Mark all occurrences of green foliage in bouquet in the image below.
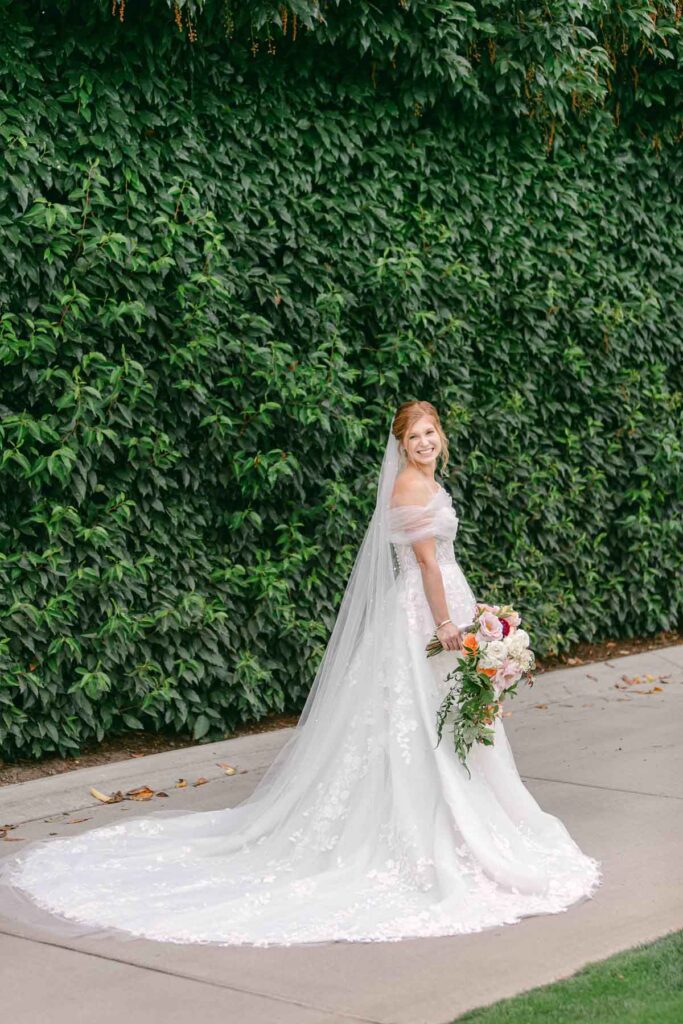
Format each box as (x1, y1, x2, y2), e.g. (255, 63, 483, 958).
(432, 603, 535, 777)
(434, 668, 498, 780)
(0, 1, 681, 759)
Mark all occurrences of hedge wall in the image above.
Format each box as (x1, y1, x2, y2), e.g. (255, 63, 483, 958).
(0, 1, 681, 759)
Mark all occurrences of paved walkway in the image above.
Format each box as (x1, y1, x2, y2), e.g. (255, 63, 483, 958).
(2, 645, 682, 1023)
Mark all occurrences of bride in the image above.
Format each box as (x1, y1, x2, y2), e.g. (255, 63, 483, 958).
(0, 400, 601, 946)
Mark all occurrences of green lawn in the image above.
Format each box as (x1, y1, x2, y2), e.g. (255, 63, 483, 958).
(452, 929, 683, 1023)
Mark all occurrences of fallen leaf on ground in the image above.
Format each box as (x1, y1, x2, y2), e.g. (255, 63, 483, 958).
(91, 787, 124, 804)
(217, 762, 238, 775)
(2, 836, 25, 842)
(615, 682, 664, 695)
(534, 704, 549, 709)
(621, 672, 671, 686)
(126, 786, 155, 801)
(67, 817, 91, 824)
(175, 778, 188, 788)
(129, 753, 146, 758)
(156, 791, 169, 798)
(193, 777, 209, 787)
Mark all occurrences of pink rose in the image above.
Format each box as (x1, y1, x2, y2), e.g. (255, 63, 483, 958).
(505, 611, 521, 634)
(495, 658, 523, 690)
(476, 611, 504, 643)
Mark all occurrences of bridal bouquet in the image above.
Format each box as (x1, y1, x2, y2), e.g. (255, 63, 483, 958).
(426, 603, 535, 777)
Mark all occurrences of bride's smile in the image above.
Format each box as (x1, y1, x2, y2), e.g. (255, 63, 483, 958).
(404, 417, 442, 472)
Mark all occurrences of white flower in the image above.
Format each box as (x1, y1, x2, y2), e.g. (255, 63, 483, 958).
(479, 640, 507, 669)
(506, 629, 530, 658)
(515, 649, 534, 672)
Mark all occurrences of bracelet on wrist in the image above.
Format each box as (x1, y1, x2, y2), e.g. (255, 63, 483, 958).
(435, 618, 452, 629)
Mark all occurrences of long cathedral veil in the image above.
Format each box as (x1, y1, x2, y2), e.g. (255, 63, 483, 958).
(263, 423, 401, 754)
(172, 421, 402, 814)
(0, 424, 405, 940)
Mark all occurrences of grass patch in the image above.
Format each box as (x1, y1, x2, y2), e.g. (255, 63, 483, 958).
(453, 929, 683, 1023)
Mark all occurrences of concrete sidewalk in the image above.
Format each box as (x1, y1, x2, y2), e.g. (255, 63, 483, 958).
(2, 645, 682, 1024)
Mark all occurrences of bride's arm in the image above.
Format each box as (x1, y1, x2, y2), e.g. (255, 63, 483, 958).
(390, 477, 462, 652)
(411, 535, 450, 625)
(411, 538, 462, 652)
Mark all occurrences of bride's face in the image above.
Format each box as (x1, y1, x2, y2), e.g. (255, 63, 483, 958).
(403, 416, 442, 469)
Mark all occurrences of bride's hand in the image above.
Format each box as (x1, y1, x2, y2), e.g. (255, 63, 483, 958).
(435, 621, 462, 653)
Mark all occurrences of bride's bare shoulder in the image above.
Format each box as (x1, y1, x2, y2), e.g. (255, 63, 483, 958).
(390, 470, 431, 509)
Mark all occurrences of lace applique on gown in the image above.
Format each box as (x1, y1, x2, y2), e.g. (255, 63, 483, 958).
(0, 486, 602, 946)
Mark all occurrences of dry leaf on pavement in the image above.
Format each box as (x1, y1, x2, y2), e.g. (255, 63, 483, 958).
(90, 787, 124, 804)
(620, 673, 670, 687)
(126, 786, 155, 801)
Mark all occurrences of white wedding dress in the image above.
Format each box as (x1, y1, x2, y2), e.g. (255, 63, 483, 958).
(0, 474, 602, 947)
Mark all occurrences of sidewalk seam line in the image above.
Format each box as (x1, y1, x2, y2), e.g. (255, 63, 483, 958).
(521, 775, 681, 800)
(0, 926, 386, 1024)
(0, 787, 250, 830)
(651, 651, 683, 672)
(5, 759, 681, 830)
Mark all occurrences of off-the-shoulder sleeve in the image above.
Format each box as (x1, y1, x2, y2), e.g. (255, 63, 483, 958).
(386, 503, 438, 546)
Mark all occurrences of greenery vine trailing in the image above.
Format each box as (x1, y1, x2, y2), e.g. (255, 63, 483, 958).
(0, 1, 681, 760)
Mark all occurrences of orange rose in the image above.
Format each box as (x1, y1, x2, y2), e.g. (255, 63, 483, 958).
(462, 634, 479, 655)
(478, 666, 497, 678)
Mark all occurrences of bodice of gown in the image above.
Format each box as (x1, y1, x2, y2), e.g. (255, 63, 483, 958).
(387, 487, 459, 575)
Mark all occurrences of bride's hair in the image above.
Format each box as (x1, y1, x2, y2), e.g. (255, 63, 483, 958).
(391, 400, 450, 473)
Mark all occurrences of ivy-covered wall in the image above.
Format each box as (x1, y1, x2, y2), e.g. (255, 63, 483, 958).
(1, 1, 681, 759)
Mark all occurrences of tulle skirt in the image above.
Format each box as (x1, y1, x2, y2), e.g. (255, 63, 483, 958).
(0, 559, 602, 946)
